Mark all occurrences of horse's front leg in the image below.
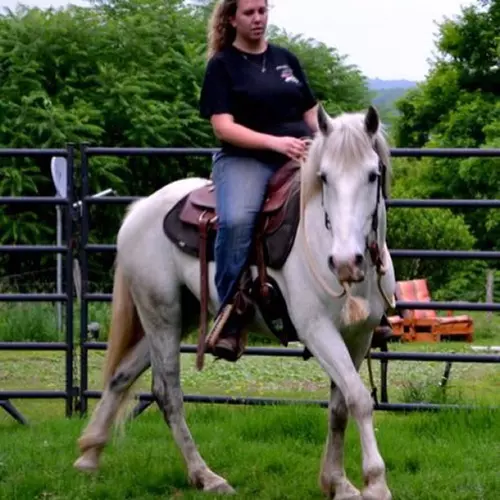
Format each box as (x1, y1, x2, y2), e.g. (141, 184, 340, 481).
(303, 320, 391, 500)
(320, 382, 362, 500)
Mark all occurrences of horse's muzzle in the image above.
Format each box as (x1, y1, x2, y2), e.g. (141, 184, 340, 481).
(328, 254, 365, 283)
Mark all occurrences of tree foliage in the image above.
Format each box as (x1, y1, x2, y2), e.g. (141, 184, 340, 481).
(392, 0, 500, 254)
(0, 0, 370, 286)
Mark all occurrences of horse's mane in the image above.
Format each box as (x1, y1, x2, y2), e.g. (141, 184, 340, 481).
(299, 110, 392, 210)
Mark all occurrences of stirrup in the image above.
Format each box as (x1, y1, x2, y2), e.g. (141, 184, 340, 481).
(206, 303, 235, 350)
(206, 303, 248, 362)
(212, 332, 247, 363)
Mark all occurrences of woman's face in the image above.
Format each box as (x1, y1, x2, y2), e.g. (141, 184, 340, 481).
(230, 0, 268, 43)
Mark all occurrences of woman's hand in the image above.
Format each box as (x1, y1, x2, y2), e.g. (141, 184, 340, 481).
(269, 136, 309, 161)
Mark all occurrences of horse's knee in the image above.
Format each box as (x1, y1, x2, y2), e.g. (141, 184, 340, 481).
(345, 385, 373, 421)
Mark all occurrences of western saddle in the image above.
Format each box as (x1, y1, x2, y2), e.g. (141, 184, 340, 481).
(175, 160, 301, 369)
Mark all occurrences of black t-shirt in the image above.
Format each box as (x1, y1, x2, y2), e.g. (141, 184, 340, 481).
(199, 43, 317, 166)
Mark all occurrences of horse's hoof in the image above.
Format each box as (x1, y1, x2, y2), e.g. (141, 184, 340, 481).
(73, 454, 99, 473)
(334, 493, 362, 500)
(321, 477, 361, 500)
(362, 484, 391, 500)
(333, 486, 362, 500)
(204, 479, 235, 494)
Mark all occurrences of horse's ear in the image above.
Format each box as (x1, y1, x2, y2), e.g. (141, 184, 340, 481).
(317, 104, 333, 136)
(364, 105, 379, 136)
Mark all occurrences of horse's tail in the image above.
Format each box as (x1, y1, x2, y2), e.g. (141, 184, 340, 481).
(102, 260, 145, 388)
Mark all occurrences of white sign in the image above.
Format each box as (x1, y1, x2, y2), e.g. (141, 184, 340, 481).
(50, 156, 67, 198)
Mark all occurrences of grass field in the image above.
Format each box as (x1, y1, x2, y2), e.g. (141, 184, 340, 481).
(1, 406, 499, 499)
(0, 305, 499, 498)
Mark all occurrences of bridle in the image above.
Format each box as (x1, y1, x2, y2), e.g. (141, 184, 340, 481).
(320, 153, 388, 264)
(318, 150, 394, 308)
(367, 156, 388, 275)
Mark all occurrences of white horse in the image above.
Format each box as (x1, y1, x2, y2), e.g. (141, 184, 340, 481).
(73, 104, 396, 500)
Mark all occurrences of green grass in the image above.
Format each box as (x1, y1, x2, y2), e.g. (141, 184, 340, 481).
(0, 405, 498, 499)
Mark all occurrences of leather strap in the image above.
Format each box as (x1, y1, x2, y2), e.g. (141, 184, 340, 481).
(196, 211, 216, 371)
(255, 219, 270, 299)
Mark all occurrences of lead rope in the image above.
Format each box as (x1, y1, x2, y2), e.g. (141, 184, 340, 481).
(367, 349, 378, 407)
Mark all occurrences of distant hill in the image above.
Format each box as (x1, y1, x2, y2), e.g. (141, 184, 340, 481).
(367, 79, 418, 122)
(368, 78, 418, 91)
(372, 87, 412, 107)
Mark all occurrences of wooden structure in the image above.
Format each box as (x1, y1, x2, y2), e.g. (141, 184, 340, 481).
(387, 279, 474, 343)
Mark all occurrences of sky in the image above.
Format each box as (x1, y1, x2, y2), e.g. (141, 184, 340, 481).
(1, 0, 473, 81)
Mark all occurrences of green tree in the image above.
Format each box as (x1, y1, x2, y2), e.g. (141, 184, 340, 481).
(0, 0, 371, 288)
(387, 164, 485, 302)
(392, 0, 500, 253)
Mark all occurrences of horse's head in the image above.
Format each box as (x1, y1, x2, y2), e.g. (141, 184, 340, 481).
(302, 104, 391, 286)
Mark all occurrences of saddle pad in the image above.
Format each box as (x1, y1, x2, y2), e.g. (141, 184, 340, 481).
(163, 186, 301, 270)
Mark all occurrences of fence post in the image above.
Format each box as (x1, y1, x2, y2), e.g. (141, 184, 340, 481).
(65, 143, 76, 417)
(78, 143, 90, 416)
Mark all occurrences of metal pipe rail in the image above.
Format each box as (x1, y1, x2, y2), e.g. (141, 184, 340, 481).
(84, 341, 500, 363)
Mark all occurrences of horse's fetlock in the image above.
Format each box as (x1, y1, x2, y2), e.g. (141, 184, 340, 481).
(364, 462, 385, 484)
(78, 433, 107, 453)
(189, 469, 205, 489)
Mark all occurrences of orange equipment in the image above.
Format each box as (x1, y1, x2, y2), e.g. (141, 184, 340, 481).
(387, 279, 474, 343)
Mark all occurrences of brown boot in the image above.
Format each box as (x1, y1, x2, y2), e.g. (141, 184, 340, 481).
(212, 316, 247, 362)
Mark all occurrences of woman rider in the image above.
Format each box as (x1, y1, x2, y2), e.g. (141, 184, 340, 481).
(199, 0, 319, 361)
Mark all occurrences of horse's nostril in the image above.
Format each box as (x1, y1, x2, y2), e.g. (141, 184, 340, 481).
(328, 255, 335, 272)
(354, 254, 364, 266)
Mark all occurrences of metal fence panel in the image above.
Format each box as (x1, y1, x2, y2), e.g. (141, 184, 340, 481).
(0, 145, 75, 423)
(0, 145, 499, 424)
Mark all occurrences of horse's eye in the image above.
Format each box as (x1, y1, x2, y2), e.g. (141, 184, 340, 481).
(368, 171, 378, 183)
(319, 172, 327, 184)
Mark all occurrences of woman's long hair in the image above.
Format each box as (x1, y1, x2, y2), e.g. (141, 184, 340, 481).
(206, 0, 238, 60)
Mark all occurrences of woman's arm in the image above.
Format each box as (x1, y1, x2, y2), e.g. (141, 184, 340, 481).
(303, 104, 319, 134)
(285, 50, 319, 134)
(211, 114, 307, 160)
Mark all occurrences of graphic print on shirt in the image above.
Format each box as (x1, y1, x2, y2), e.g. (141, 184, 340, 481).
(276, 64, 301, 85)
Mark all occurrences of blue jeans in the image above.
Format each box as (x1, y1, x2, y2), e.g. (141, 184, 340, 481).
(211, 152, 278, 313)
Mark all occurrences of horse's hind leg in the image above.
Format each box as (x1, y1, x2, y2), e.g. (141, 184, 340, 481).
(320, 382, 362, 500)
(74, 336, 151, 472)
(138, 304, 235, 494)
